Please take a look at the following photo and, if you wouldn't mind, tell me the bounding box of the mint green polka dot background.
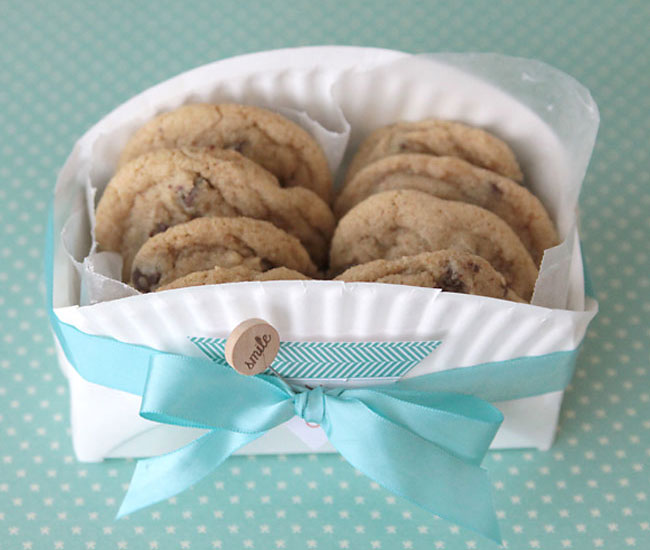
[1,1,649,548]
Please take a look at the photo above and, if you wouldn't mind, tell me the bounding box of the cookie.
[335,250,524,303]
[329,190,538,301]
[345,118,523,184]
[157,265,309,291]
[118,103,333,202]
[95,148,334,277]
[130,217,318,292]
[335,154,557,265]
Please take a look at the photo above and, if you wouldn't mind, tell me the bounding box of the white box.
[50,47,599,462]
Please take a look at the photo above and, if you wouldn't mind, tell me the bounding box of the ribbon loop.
[293,386,326,425]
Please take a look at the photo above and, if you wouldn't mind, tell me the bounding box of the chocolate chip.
[149,222,169,237]
[398,140,425,154]
[179,176,212,208]
[228,140,246,152]
[132,268,161,292]
[489,181,503,197]
[439,266,467,293]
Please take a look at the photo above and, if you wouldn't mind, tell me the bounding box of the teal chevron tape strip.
[189,337,441,379]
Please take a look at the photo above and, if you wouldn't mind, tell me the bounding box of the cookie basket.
[50,46,598,465]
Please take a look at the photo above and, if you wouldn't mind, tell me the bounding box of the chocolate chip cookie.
[95,148,334,277]
[157,265,309,291]
[345,118,523,184]
[335,154,557,265]
[335,250,524,302]
[329,190,538,301]
[118,103,333,202]
[130,217,318,292]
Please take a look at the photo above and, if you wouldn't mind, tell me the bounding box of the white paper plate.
[51,47,599,460]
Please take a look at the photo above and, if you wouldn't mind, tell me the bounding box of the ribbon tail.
[117,429,260,518]
[325,398,502,543]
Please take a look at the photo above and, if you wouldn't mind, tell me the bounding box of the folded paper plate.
[50,46,599,462]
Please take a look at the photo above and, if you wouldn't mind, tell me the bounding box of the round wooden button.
[224,318,280,376]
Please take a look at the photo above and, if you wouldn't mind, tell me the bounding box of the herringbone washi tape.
[189,337,441,379]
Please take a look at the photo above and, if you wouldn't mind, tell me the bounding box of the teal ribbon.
[114,348,579,543]
[45,210,585,544]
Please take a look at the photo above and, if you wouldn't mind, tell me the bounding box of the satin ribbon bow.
[115,348,578,543]
[44,211,589,544]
